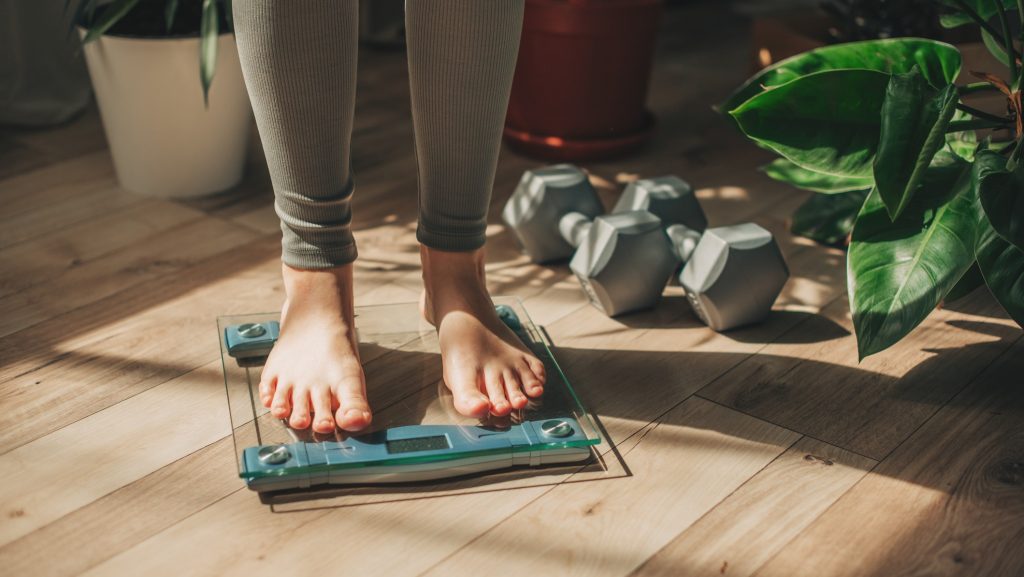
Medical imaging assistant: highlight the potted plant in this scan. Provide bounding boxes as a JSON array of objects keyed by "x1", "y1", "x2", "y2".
[
  {"x1": 721, "y1": 0, "x2": 1024, "y2": 359},
  {"x1": 70, "y1": 0, "x2": 252, "y2": 198},
  {"x1": 503, "y1": 0, "x2": 663, "y2": 161}
]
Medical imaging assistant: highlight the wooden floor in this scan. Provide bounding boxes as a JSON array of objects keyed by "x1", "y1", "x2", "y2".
[{"x1": 2, "y1": 3, "x2": 1022, "y2": 576}]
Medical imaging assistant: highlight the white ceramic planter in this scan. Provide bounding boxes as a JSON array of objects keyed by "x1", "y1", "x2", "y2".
[{"x1": 80, "y1": 30, "x2": 252, "y2": 198}]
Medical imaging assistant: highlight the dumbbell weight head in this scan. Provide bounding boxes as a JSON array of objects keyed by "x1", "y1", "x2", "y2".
[
  {"x1": 613, "y1": 176, "x2": 707, "y2": 232},
  {"x1": 569, "y1": 211, "x2": 679, "y2": 317},
  {"x1": 502, "y1": 164, "x2": 604, "y2": 263},
  {"x1": 672, "y1": 223, "x2": 789, "y2": 331}
]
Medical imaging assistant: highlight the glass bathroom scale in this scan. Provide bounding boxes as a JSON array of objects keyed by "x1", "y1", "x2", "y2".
[{"x1": 219, "y1": 297, "x2": 601, "y2": 496}]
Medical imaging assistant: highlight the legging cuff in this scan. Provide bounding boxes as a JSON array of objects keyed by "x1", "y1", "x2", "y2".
[
  {"x1": 281, "y1": 243, "x2": 358, "y2": 270},
  {"x1": 416, "y1": 224, "x2": 486, "y2": 252}
]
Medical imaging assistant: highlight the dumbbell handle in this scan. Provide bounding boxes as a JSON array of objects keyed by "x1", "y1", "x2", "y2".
[
  {"x1": 666, "y1": 223, "x2": 701, "y2": 263},
  {"x1": 558, "y1": 211, "x2": 595, "y2": 249}
]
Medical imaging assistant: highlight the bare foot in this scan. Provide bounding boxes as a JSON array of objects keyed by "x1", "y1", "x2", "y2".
[
  {"x1": 420, "y1": 246, "x2": 547, "y2": 418},
  {"x1": 259, "y1": 263, "x2": 371, "y2": 433}
]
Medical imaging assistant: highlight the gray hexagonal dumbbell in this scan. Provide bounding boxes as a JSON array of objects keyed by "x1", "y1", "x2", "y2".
[
  {"x1": 568, "y1": 211, "x2": 680, "y2": 317},
  {"x1": 502, "y1": 164, "x2": 604, "y2": 263},
  {"x1": 503, "y1": 167, "x2": 708, "y2": 265},
  {"x1": 666, "y1": 222, "x2": 790, "y2": 330},
  {"x1": 569, "y1": 213, "x2": 789, "y2": 330},
  {"x1": 613, "y1": 176, "x2": 708, "y2": 233}
]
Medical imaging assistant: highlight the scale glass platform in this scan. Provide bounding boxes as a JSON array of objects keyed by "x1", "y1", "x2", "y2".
[{"x1": 219, "y1": 297, "x2": 601, "y2": 496}]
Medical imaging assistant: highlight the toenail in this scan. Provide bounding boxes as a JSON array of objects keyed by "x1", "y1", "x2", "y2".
[{"x1": 345, "y1": 409, "x2": 365, "y2": 421}]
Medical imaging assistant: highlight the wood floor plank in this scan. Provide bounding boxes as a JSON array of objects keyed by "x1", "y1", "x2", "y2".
[
  {"x1": 699, "y1": 290, "x2": 1021, "y2": 460},
  {"x1": 0, "y1": 239, "x2": 418, "y2": 452},
  {"x1": 631, "y1": 437, "x2": 876, "y2": 577},
  {"x1": 422, "y1": 399, "x2": 800, "y2": 577},
  {"x1": 0, "y1": 217, "x2": 255, "y2": 338},
  {"x1": 1, "y1": 104, "x2": 108, "y2": 177},
  {"x1": 752, "y1": 338, "x2": 1024, "y2": 577},
  {"x1": 0, "y1": 436, "x2": 240, "y2": 577},
  {"x1": 0, "y1": 201, "x2": 203, "y2": 299},
  {"x1": 0, "y1": 151, "x2": 127, "y2": 249},
  {"x1": 0, "y1": 360, "x2": 231, "y2": 546}
]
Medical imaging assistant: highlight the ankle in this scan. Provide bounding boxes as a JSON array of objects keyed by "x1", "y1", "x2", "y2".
[
  {"x1": 420, "y1": 246, "x2": 486, "y2": 289},
  {"x1": 281, "y1": 262, "x2": 355, "y2": 317}
]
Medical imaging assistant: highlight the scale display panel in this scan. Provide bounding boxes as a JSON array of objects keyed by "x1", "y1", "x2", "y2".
[{"x1": 219, "y1": 297, "x2": 601, "y2": 493}]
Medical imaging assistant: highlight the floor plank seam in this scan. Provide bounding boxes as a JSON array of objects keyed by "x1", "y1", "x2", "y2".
[
  {"x1": 868, "y1": 332, "x2": 1024, "y2": 466},
  {"x1": 0, "y1": 228, "x2": 279, "y2": 359},
  {"x1": 0, "y1": 356, "x2": 223, "y2": 457},
  {"x1": 693, "y1": 396, "x2": 881, "y2": 462},
  {"x1": 80, "y1": 486, "x2": 246, "y2": 575},
  {"x1": 743, "y1": 458, "x2": 885, "y2": 577},
  {"x1": 623, "y1": 434, "x2": 806, "y2": 577},
  {"x1": 740, "y1": 333, "x2": 1024, "y2": 576},
  {"x1": 0, "y1": 433, "x2": 233, "y2": 559}
]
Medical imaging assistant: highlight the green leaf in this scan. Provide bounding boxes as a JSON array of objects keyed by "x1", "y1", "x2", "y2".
[
  {"x1": 977, "y1": 217, "x2": 1024, "y2": 326},
  {"x1": 731, "y1": 69, "x2": 891, "y2": 178},
  {"x1": 791, "y1": 189, "x2": 870, "y2": 245},
  {"x1": 981, "y1": 28, "x2": 1010, "y2": 66},
  {"x1": 944, "y1": 263, "x2": 985, "y2": 302},
  {"x1": 975, "y1": 149, "x2": 1024, "y2": 251},
  {"x1": 82, "y1": 0, "x2": 140, "y2": 44},
  {"x1": 164, "y1": 0, "x2": 179, "y2": 31},
  {"x1": 763, "y1": 159, "x2": 874, "y2": 194},
  {"x1": 720, "y1": 38, "x2": 962, "y2": 113},
  {"x1": 849, "y1": 152, "x2": 979, "y2": 359},
  {"x1": 945, "y1": 111, "x2": 978, "y2": 161},
  {"x1": 873, "y1": 69, "x2": 959, "y2": 220},
  {"x1": 200, "y1": 0, "x2": 219, "y2": 106},
  {"x1": 938, "y1": 0, "x2": 1017, "y2": 28},
  {"x1": 67, "y1": 0, "x2": 94, "y2": 39}
]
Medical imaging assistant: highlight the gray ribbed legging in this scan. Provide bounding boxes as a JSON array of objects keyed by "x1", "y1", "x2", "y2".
[{"x1": 232, "y1": 0, "x2": 524, "y2": 269}]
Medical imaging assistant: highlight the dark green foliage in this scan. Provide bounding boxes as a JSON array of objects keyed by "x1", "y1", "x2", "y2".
[{"x1": 723, "y1": 3, "x2": 1024, "y2": 358}]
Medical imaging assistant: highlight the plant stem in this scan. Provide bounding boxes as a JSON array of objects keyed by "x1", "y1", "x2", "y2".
[
  {"x1": 995, "y1": 0, "x2": 1018, "y2": 81},
  {"x1": 959, "y1": 81, "x2": 1000, "y2": 95},
  {"x1": 957, "y1": 102, "x2": 1014, "y2": 123},
  {"x1": 948, "y1": 118, "x2": 1013, "y2": 131},
  {"x1": 950, "y1": 0, "x2": 1006, "y2": 43},
  {"x1": 1008, "y1": 138, "x2": 1024, "y2": 169},
  {"x1": 1017, "y1": 0, "x2": 1024, "y2": 78},
  {"x1": 997, "y1": 140, "x2": 1017, "y2": 154}
]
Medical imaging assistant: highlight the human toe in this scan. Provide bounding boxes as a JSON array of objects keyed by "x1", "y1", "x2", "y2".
[
  {"x1": 446, "y1": 365, "x2": 490, "y2": 419},
  {"x1": 502, "y1": 369, "x2": 528, "y2": 410},
  {"x1": 484, "y1": 367, "x2": 512, "y2": 417},
  {"x1": 288, "y1": 389, "x2": 312, "y2": 429}
]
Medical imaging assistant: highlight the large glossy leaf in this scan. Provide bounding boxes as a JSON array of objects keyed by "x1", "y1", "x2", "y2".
[
  {"x1": 975, "y1": 149, "x2": 1024, "y2": 251},
  {"x1": 873, "y1": 69, "x2": 959, "y2": 220},
  {"x1": 791, "y1": 189, "x2": 869, "y2": 245},
  {"x1": 977, "y1": 218, "x2": 1024, "y2": 326},
  {"x1": 721, "y1": 38, "x2": 962, "y2": 113},
  {"x1": 200, "y1": 0, "x2": 219, "y2": 105},
  {"x1": 848, "y1": 152, "x2": 979, "y2": 359},
  {"x1": 731, "y1": 70, "x2": 891, "y2": 178},
  {"x1": 763, "y1": 159, "x2": 874, "y2": 194}
]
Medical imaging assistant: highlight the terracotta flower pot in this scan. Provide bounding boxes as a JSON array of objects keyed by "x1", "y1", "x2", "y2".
[{"x1": 504, "y1": 0, "x2": 663, "y2": 161}]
